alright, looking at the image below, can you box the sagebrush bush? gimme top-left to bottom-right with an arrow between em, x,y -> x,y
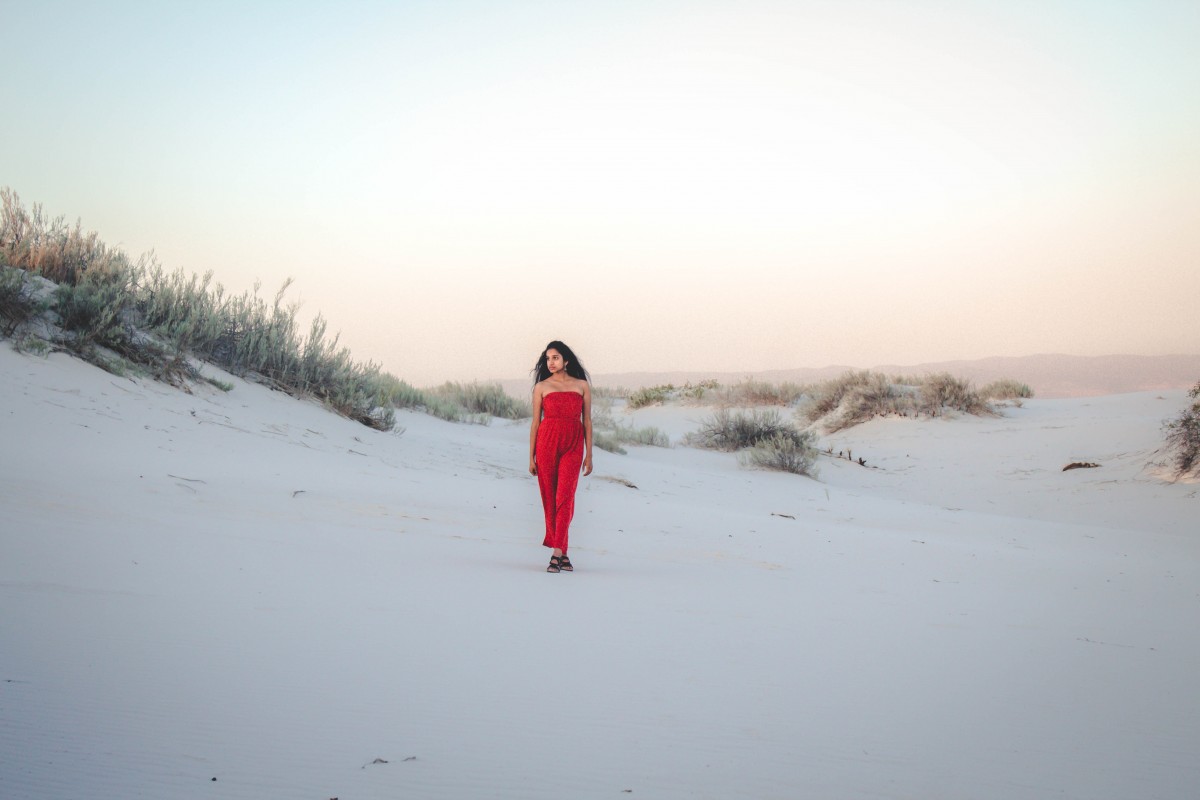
54,267 -> 138,353
686,408 -> 805,451
0,188 -> 128,284
0,267 -> 46,335
1163,382 -> 1200,477
739,431 -> 819,476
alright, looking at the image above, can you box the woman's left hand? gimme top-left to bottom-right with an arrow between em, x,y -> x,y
582,455 -> 593,476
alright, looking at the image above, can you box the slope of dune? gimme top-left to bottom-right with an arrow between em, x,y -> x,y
2,346 -> 1197,800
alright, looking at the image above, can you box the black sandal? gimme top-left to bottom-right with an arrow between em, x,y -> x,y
546,556 -> 562,573
558,555 -> 573,572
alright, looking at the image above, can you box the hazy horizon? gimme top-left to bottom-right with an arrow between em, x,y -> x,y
4,1 -> 1198,385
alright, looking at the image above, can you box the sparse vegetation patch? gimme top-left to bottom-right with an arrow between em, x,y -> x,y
685,409 -> 818,476
799,371 -> 1005,431
981,379 -> 1034,401
592,394 -> 670,454
739,431 -> 819,476
686,408 -> 802,451
717,378 -> 804,407
1163,381 -> 1200,477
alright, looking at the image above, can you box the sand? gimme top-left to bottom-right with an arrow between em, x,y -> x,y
2,346 -> 1196,799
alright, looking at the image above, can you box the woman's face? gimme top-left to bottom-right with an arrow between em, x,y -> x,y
545,348 -> 566,375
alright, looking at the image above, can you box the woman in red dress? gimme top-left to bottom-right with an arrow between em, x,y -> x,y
529,341 -> 594,573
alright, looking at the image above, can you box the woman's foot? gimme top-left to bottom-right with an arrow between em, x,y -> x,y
558,555 -> 573,572
546,555 -> 562,573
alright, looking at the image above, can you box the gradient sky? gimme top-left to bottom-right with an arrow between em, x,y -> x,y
4,0 -> 1198,384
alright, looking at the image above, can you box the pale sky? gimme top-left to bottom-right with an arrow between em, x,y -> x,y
4,0 -> 1198,384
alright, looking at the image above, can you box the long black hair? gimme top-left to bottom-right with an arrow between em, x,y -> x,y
531,340 -> 591,385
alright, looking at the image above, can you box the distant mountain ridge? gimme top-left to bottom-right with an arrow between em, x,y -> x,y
501,354 -> 1200,399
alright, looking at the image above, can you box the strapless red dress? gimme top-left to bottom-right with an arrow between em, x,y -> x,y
535,391 -> 585,554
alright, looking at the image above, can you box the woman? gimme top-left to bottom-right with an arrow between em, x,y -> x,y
529,340 -> 594,573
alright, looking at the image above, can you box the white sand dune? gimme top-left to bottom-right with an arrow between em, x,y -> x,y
2,346 -> 1197,799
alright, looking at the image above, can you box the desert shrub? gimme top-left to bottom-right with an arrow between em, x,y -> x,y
591,393 -> 617,427
918,373 -> 993,417
421,395 -> 465,423
1163,382 -> 1200,476
12,333 -> 51,355
739,430 -> 819,476
593,430 -> 626,454
719,378 -> 804,406
678,379 -> 720,403
628,384 -> 672,409
686,408 -> 805,451
608,422 -> 670,448
136,264 -> 231,354
802,371 -> 913,431
590,394 -> 669,452
379,374 -> 429,410
801,371 -> 880,422
0,267 -> 47,335
981,379 -> 1033,401
54,266 -> 138,352
0,188 -> 128,284
831,374 -> 913,431
430,381 -> 530,419
625,380 -> 719,408
801,370 -> 1003,431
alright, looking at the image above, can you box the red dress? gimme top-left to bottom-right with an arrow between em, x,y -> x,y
536,391 -> 585,554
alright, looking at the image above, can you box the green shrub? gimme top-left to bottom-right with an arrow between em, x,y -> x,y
54,266 -> 138,353
1164,382 -> 1200,477
740,431 -> 819,476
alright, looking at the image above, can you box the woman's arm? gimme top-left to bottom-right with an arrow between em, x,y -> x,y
581,381 -> 593,476
528,384 -> 543,475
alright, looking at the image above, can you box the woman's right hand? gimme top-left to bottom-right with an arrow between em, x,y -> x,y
529,458 -> 537,476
